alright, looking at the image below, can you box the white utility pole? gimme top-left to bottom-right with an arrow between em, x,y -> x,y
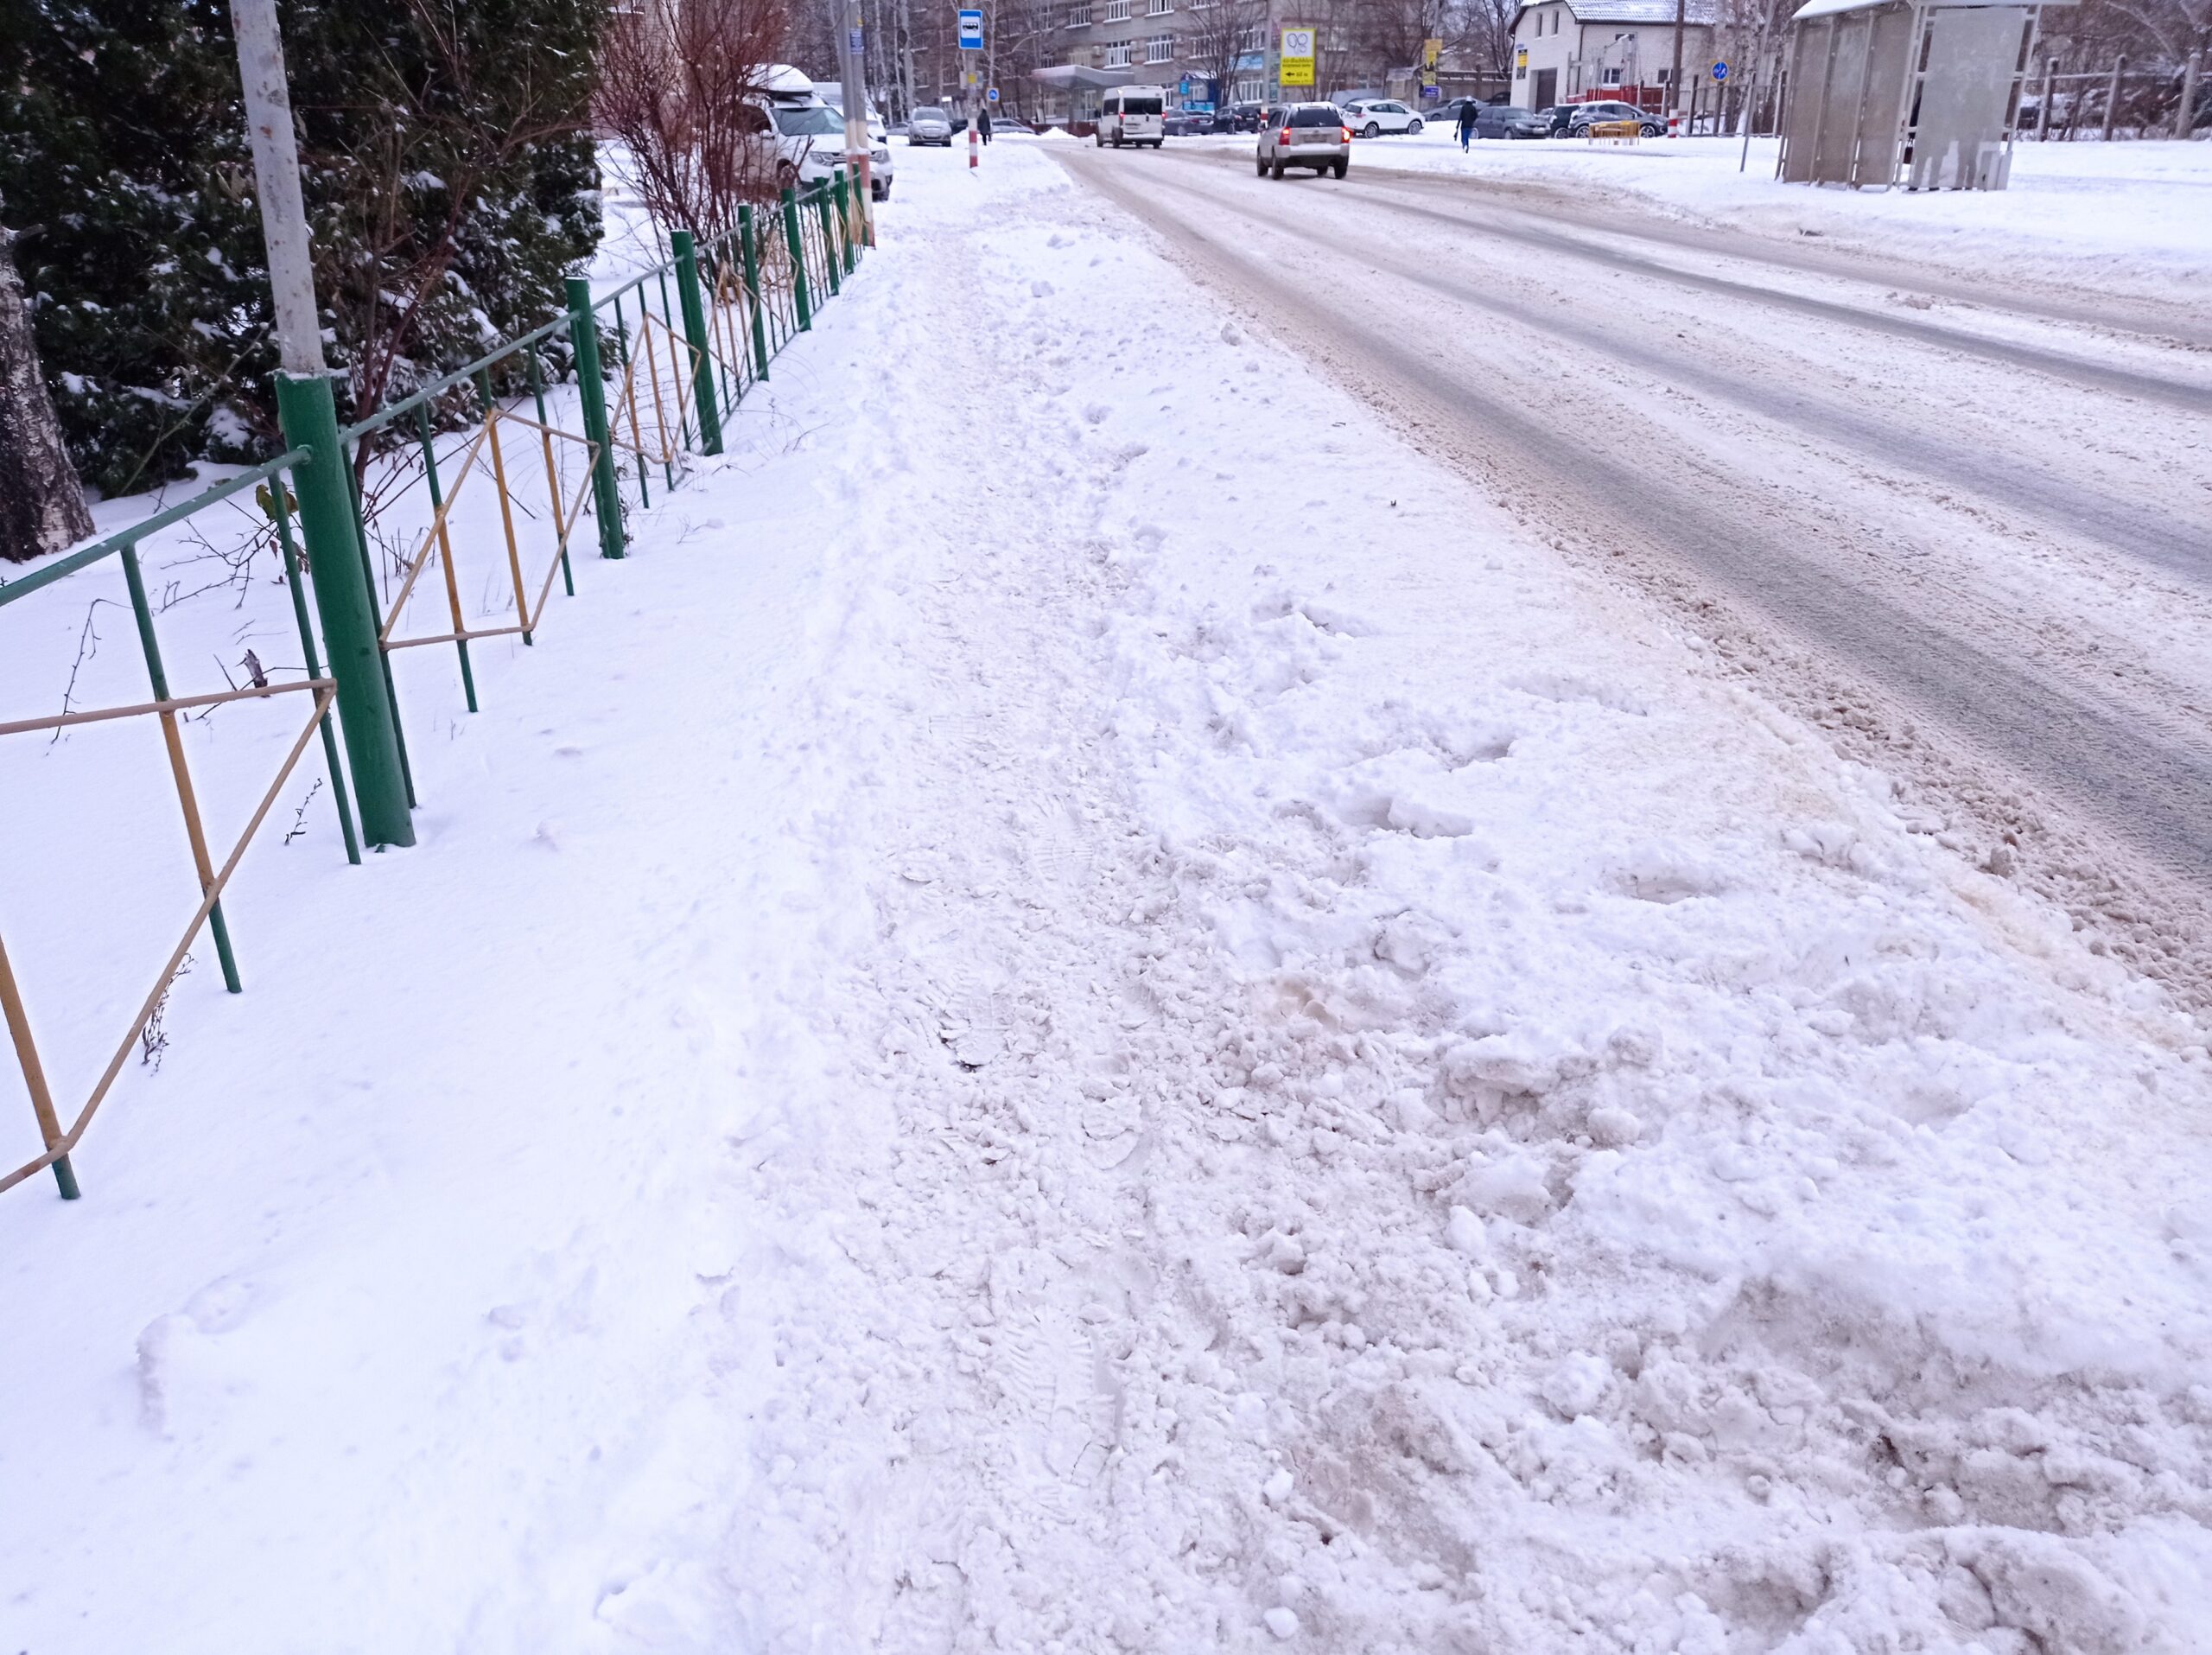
837,0 -> 877,241
230,0 -> 324,373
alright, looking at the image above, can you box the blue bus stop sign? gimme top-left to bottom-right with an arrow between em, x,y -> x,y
957,9 -> 983,48
1712,60 -> 1728,80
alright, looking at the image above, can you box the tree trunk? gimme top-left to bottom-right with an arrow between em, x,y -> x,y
0,226 -> 94,564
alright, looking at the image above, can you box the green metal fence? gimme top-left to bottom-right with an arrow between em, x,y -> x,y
0,175 -> 865,1201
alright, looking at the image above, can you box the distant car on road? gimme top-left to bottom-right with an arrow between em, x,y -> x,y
1342,98 -> 1424,137
1529,104 -> 1573,137
1097,85 -> 1167,148
1217,101 -> 1268,133
1564,99 -> 1664,137
992,114 -> 1038,135
1162,111 -> 1210,136
1429,96 -> 1485,128
1257,101 -> 1351,177
1473,103 -> 1550,139
908,106 -> 955,145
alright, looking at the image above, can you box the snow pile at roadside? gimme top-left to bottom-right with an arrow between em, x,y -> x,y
3,138 -> 2209,1655
1193,129 -> 2212,314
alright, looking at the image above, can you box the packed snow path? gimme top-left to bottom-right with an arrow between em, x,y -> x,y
5,144 -> 2212,1652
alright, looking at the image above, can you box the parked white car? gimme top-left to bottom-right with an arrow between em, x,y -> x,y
908,106 -> 956,145
810,82 -> 897,201
1341,98 -> 1424,137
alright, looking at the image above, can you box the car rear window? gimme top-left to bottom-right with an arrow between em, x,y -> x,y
1124,96 -> 1163,115
1290,106 -> 1340,127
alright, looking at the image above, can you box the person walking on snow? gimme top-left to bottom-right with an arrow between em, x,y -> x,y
1457,99 -> 1478,150
979,106 -> 994,143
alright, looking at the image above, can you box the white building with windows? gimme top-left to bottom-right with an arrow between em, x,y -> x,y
1510,0 -> 1719,111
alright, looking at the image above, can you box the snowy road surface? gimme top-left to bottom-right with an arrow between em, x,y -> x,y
1059,141 -> 2212,1010
5,142 -> 2212,1652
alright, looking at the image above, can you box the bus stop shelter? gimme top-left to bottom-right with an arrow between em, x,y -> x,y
1779,0 -> 2069,188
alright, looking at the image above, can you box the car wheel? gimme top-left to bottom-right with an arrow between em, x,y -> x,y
1363,121 -> 1381,138
1408,118 -> 1422,134
1641,122 -> 1662,137
1255,154 -> 1268,175
1270,156 -> 1285,178
1332,158 -> 1348,178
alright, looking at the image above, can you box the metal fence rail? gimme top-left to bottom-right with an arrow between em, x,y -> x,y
0,175 -> 868,1201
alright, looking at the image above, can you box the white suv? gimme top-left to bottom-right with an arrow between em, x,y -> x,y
1256,103 -> 1351,178
1343,99 -> 1423,137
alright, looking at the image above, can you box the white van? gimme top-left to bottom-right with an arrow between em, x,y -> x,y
1096,86 -> 1166,149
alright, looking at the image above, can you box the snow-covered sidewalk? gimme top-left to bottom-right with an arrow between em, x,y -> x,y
4,140 -> 2211,1652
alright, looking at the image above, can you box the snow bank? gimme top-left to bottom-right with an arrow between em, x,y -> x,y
3,139 -> 2209,1654
1187,129 -> 2212,314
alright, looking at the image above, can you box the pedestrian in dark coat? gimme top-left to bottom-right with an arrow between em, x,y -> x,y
1457,99 -> 1479,150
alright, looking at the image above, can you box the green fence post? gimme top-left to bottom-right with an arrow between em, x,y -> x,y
739,206 -> 771,379
563,277 -> 626,559
816,182 -> 842,297
781,187 -> 813,332
272,372 -> 416,849
664,231 -> 716,453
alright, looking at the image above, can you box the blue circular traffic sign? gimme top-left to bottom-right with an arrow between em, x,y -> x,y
1712,60 -> 1729,80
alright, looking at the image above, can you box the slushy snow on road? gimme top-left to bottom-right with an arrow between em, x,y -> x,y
3,141 -> 2210,1653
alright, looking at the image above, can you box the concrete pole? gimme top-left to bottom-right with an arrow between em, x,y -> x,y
230,0 -> 415,847
837,0 -> 877,242
2037,57 -> 2055,139
230,0 -> 323,375
2177,52 -> 2199,140
2101,54 -> 2123,142
1669,0 -> 1687,127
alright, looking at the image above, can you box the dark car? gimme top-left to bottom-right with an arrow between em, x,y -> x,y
1162,111 -> 1209,136
992,114 -> 1037,134
1530,104 -> 1573,137
1473,102 -> 1550,139
1217,101 -> 1267,133
1432,96 -> 1486,127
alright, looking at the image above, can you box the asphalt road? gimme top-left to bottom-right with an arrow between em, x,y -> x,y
1057,140 -> 2212,1008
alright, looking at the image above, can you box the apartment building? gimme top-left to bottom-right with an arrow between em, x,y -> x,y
1027,0 -> 1272,123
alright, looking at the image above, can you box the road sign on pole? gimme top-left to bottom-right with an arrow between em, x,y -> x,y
1279,27 -> 1315,87
957,9 -> 983,48
1713,60 -> 1729,80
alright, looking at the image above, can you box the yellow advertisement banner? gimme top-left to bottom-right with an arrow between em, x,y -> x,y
1279,26 -> 1316,87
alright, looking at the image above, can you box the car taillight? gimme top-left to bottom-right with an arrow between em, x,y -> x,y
1341,126 -> 1353,142
1278,128 -> 1291,144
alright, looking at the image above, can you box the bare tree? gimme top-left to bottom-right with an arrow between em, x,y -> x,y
0,221 -> 93,564
595,0 -> 798,247
1188,0 -> 1271,108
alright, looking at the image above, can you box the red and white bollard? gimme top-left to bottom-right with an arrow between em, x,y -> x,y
969,124 -> 979,169
1669,111 -> 1682,137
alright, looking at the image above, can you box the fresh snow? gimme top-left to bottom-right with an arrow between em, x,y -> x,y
4,140 -> 2212,1652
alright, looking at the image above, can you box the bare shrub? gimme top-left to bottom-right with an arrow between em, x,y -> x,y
596,0 -> 798,246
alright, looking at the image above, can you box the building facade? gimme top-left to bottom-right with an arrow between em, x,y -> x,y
1510,0 -> 1719,109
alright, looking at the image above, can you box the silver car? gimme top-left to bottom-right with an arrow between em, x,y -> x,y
908,106 -> 955,146
1256,103 -> 1351,179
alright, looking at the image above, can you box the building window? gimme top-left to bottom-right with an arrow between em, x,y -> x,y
1654,66 -> 1669,83
1235,75 -> 1262,101
1066,3 -> 1090,22
1105,40 -> 1131,65
1237,23 -> 1264,49
1146,32 -> 1173,60
1601,66 -> 1623,85
1147,0 -> 1172,14
1103,0 -> 1130,18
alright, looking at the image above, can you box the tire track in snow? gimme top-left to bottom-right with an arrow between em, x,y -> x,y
1065,148 -> 2212,1011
